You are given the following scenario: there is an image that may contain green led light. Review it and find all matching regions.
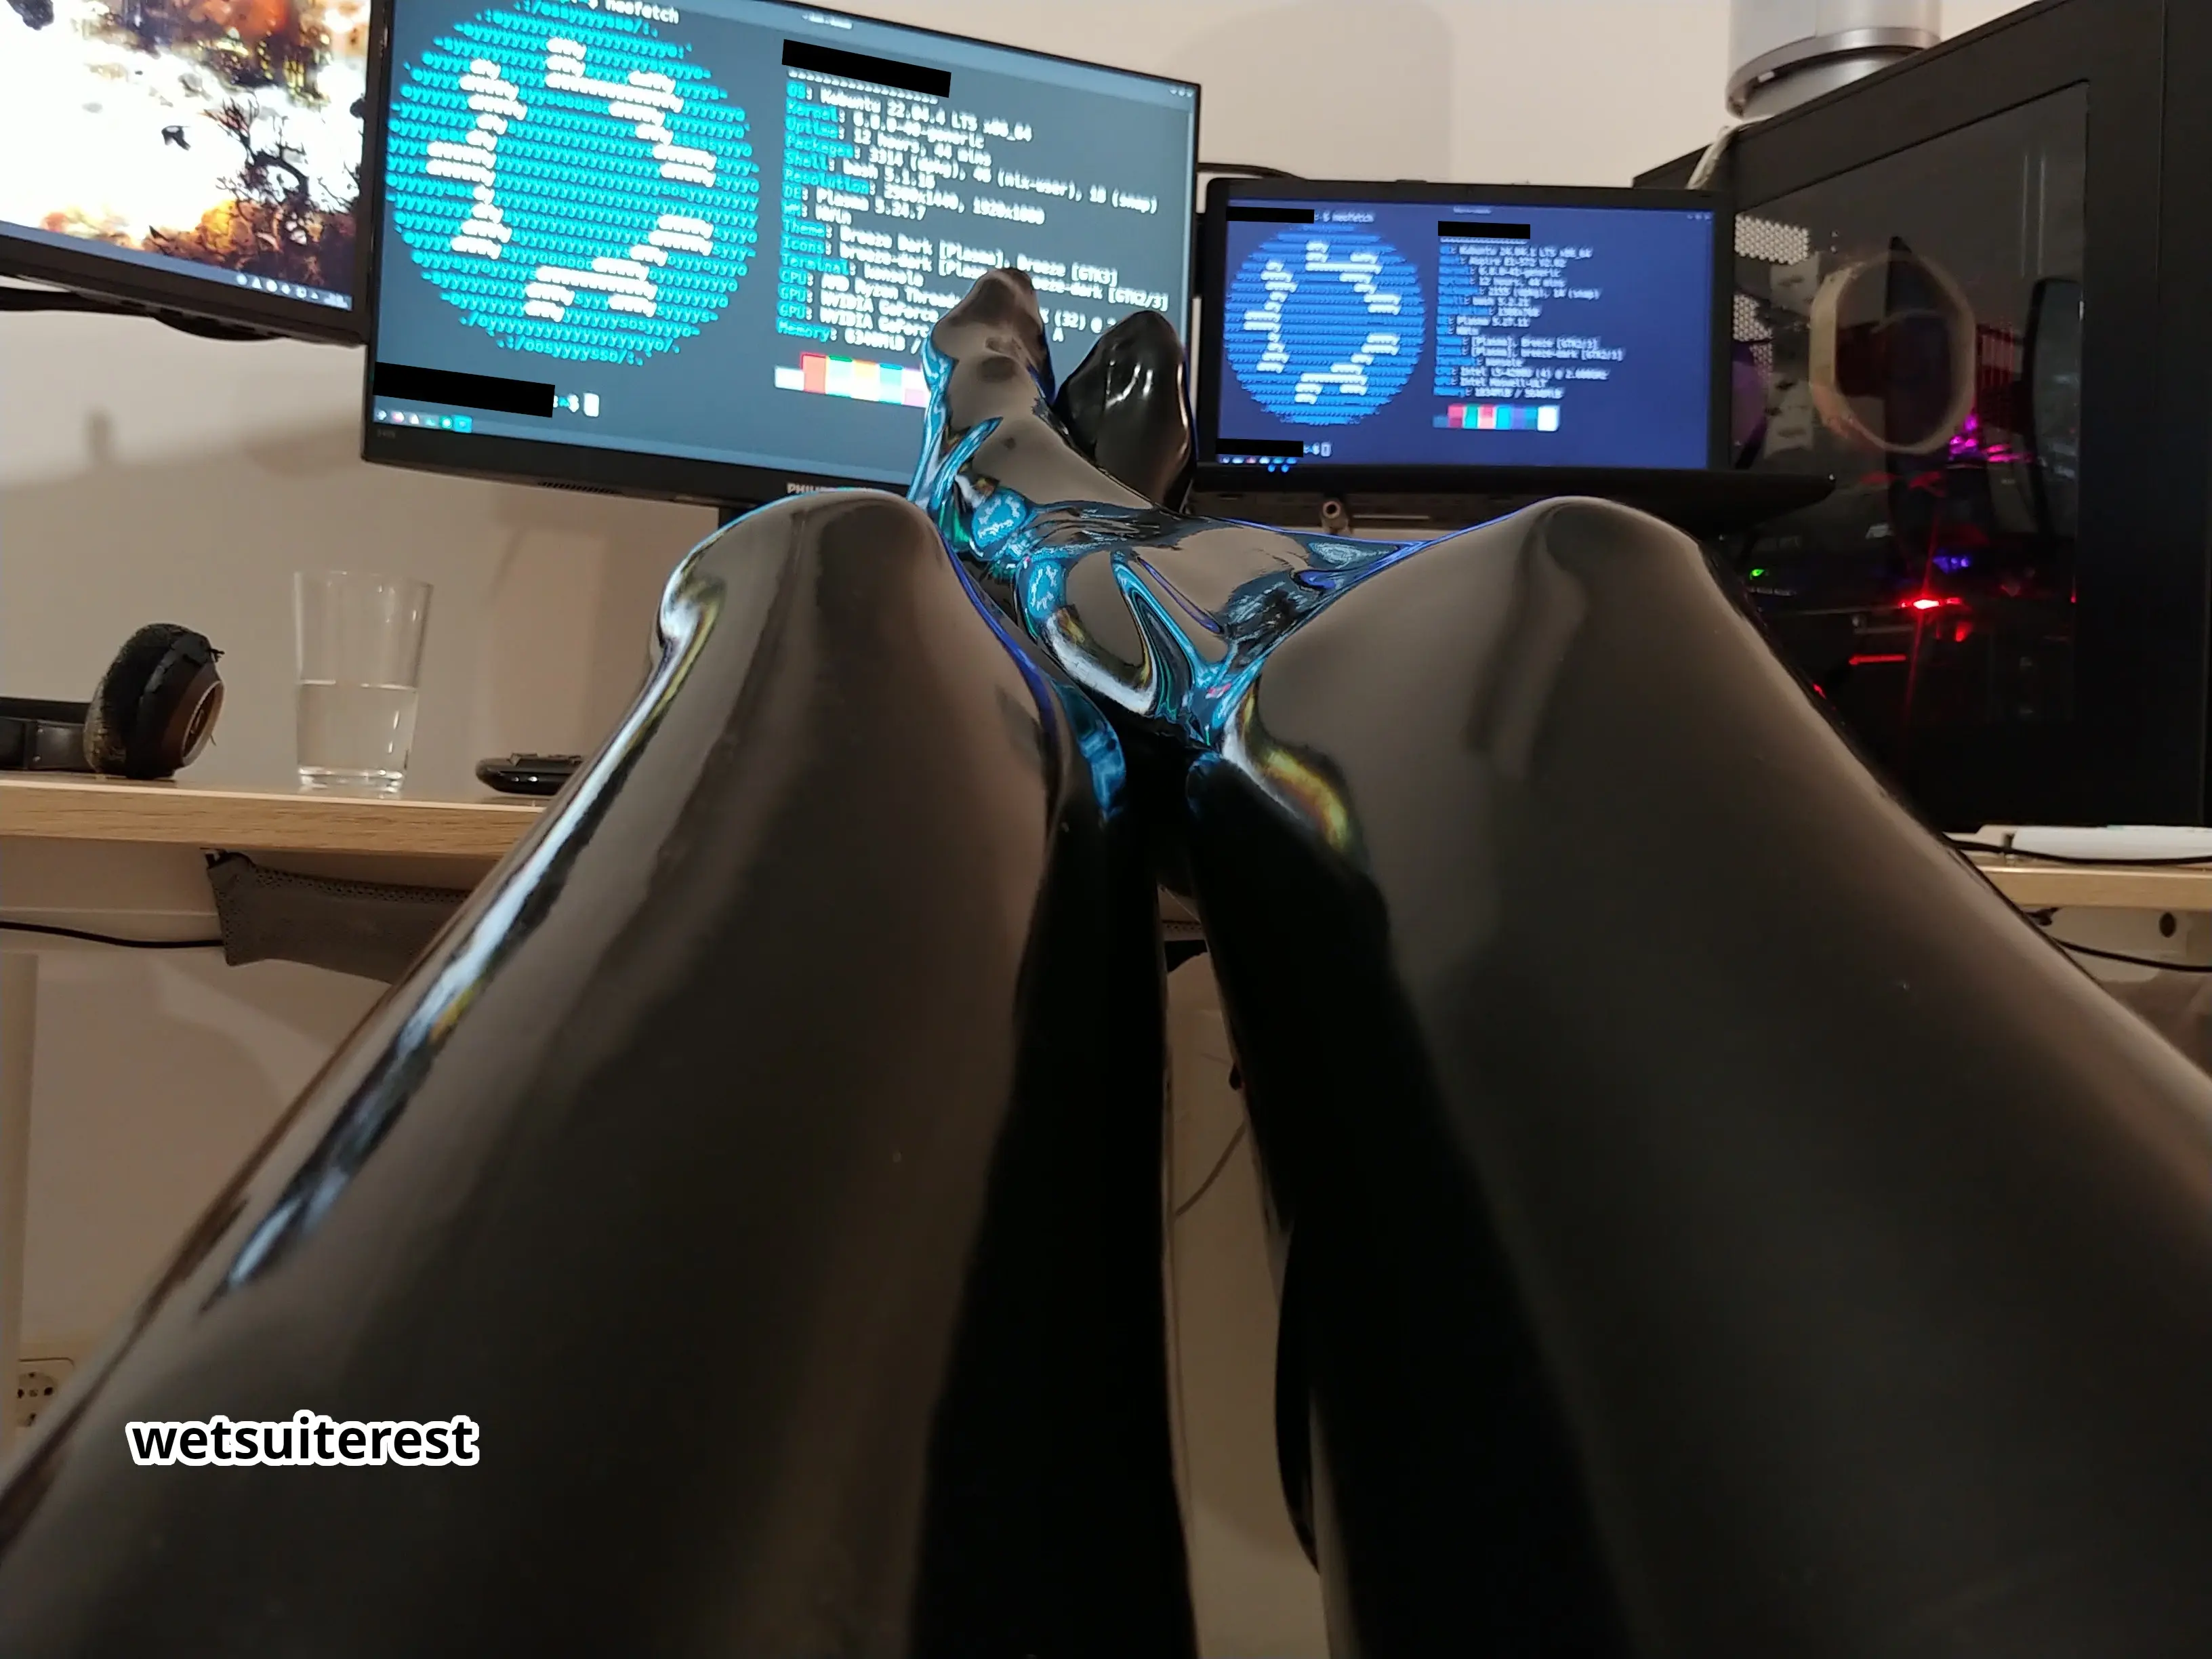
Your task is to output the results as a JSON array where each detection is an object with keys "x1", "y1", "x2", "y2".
[{"x1": 1748, "y1": 567, "x2": 1766, "y2": 579}]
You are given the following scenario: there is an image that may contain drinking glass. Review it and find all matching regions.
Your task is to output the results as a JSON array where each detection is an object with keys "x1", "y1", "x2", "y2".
[{"x1": 293, "y1": 571, "x2": 432, "y2": 794}]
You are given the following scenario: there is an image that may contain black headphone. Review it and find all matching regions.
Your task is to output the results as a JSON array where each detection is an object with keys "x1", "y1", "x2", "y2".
[{"x1": 0, "y1": 625, "x2": 225, "y2": 780}]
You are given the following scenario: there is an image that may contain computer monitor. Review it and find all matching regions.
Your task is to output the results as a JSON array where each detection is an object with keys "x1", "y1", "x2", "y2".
[
  {"x1": 1191, "y1": 178, "x2": 1764, "y2": 527},
  {"x1": 0, "y1": 0, "x2": 375, "y2": 344},
  {"x1": 361, "y1": 0, "x2": 1200, "y2": 508}
]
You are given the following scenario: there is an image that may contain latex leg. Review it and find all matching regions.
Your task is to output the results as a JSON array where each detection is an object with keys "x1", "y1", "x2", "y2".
[
  {"x1": 1184, "y1": 497, "x2": 2212, "y2": 1657},
  {"x1": 0, "y1": 493, "x2": 1195, "y2": 1658}
]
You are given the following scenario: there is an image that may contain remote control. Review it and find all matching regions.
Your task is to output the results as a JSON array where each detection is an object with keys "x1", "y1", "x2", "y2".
[{"x1": 476, "y1": 753, "x2": 581, "y2": 796}]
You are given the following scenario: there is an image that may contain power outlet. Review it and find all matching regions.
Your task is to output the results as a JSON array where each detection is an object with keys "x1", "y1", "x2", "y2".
[{"x1": 14, "y1": 1357, "x2": 76, "y2": 1434}]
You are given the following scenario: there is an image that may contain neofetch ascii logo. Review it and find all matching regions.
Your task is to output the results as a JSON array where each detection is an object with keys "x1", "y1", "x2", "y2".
[{"x1": 386, "y1": 0, "x2": 760, "y2": 364}]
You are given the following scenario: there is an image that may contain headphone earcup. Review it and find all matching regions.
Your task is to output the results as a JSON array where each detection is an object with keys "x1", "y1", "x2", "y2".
[{"x1": 83, "y1": 624, "x2": 225, "y2": 780}]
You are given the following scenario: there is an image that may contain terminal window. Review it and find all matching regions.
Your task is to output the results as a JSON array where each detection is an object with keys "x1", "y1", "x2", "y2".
[
  {"x1": 370, "y1": 0, "x2": 1197, "y2": 489},
  {"x1": 1213, "y1": 197, "x2": 1715, "y2": 472}
]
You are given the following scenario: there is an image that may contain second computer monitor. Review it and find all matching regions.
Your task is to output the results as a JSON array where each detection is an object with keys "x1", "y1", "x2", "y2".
[
  {"x1": 0, "y1": 0, "x2": 373, "y2": 342},
  {"x1": 1195, "y1": 178, "x2": 1727, "y2": 487},
  {"x1": 363, "y1": 0, "x2": 1199, "y2": 505}
]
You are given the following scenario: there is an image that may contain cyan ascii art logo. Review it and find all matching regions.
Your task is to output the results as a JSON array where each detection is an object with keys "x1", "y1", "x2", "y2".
[
  {"x1": 126, "y1": 1413, "x2": 480, "y2": 1467},
  {"x1": 386, "y1": 0, "x2": 760, "y2": 364}
]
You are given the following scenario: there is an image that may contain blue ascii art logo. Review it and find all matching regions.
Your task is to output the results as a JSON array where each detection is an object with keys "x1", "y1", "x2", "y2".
[
  {"x1": 1225, "y1": 230, "x2": 1425, "y2": 425},
  {"x1": 386, "y1": 0, "x2": 760, "y2": 364}
]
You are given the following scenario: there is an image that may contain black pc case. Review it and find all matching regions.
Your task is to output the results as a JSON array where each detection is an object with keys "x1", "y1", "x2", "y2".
[{"x1": 1641, "y1": 0, "x2": 2212, "y2": 830}]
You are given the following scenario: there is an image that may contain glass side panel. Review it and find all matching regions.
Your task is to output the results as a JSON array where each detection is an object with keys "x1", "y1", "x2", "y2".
[{"x1": 1729, "y1": 85, "x2": 2087, "y2": 781}]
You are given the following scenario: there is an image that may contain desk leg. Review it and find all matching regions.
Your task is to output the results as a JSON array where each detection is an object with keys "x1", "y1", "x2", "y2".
[{"x1": 0, "y1": 955, "x2": 33, "y2": 1458}]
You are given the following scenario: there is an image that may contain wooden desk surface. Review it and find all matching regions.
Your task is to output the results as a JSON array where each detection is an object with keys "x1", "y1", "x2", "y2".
[
  {"x1": 0, "y1": 775, "x2": 544, "y2": 860},
  {"x1": 1967, "y1": 856, "x2": 2212, "y2": 913},
  {"x1": 12, "y1": 775, "x2": 2212, "y2": 915}
]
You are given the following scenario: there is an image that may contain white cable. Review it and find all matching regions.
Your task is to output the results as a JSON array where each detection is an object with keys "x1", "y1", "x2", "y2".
[{"x1": 1687, "y1": 120, "x2": 1744, "y2": 191}]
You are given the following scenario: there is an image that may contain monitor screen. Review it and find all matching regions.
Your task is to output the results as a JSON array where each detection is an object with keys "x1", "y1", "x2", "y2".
[
  {"x1": 362, "y1": 0, "x2": 1199, "y2": 505},
  {"x1": 0, "y1": 0, "x2": 371, "y2": 338},
  {"x1": 1197, "y1": 182, "x2": 1724, "y2": 480}
]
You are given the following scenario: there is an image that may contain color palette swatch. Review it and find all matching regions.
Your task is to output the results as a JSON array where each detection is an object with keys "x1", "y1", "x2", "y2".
[
  {"x1": 773, "y1": 352, "x2": 930, "y2": 407},
  {"x1": 1435, "y1": 403, "x2": 1561, "y2": 431}
]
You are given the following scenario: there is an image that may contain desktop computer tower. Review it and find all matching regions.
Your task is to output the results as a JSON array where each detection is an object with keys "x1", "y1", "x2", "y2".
[{"x1": 1641, "y1": 0, "x2": 2212, "y2": 830}]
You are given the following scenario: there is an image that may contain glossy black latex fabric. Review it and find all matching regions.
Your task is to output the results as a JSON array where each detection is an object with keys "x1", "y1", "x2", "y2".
[
  {"x1": 916, "y1": 272, "x2": 2212, "y2": 1655},
  {"x1": 0, "y1": 493, "x2": 1197, "y2": 1658},
  {"x1": 1187, "y1": 503, "x2": 2212, "y2": 1655},
  {"x1": 1048, "y1": 307, "x2": 1194, "y2": 513}
]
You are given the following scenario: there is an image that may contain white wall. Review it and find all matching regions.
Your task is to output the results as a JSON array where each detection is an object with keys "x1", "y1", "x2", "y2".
[{"x1": 0, "y1": 0, "x2": 2032, "y2": 1565}]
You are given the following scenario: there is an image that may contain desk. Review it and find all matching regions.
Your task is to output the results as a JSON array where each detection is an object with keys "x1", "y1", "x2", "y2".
[
  {"x1": 0, "y1": 775, "x2": 541, "y2": 859},
  {"x1": 0, "y1": 773, "x2": 542, "y2": 941},
  {"x1": 0, "y1": 776, "x2": 544, "y2": 1450},
  {"x1": 1966, "y1": 855, "x2": 2212, "y2": 916}
]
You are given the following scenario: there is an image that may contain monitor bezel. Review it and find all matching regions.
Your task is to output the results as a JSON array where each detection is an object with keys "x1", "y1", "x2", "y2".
[
  {"x1": 1193, "y1": 176, "x2": 1732, "y2": 493},
  {"x1": 0, "y1": 0, "x2": 383, "y2": 348},
  {"x1": 359, "y1": 0, "x2": 1202, "y2": 510}
]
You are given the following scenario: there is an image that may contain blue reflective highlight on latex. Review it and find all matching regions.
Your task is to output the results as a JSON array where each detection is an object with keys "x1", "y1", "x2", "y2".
[
  {"x1": 1021, "y1": 557, "x2": 1067, "y2": 621},
  {"x1": 1059, "y1": 686, "x2": 1129, "y2": 816},
  {"x1": 962, "y1": 514, "x2": 1416, "y2": 747},
  {"x1": 913, "y1": 327, "x2": 1129, "y2": 817},
  {"x1": 907, "y1": 273, "x2": 1460, "y2": 756},
  {"x1": 913, "y1": 419, "x2": 1003, "y2": 560},
  {"x1": 954, "y1": 541, "x2": 1131, "y2": 821},
  {"x1": 914, "y1": 490, "x2": 1427, "y2": 748},
  {"x1": 973, "y1": 486, "x2": 1035, "y2": 552}
]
